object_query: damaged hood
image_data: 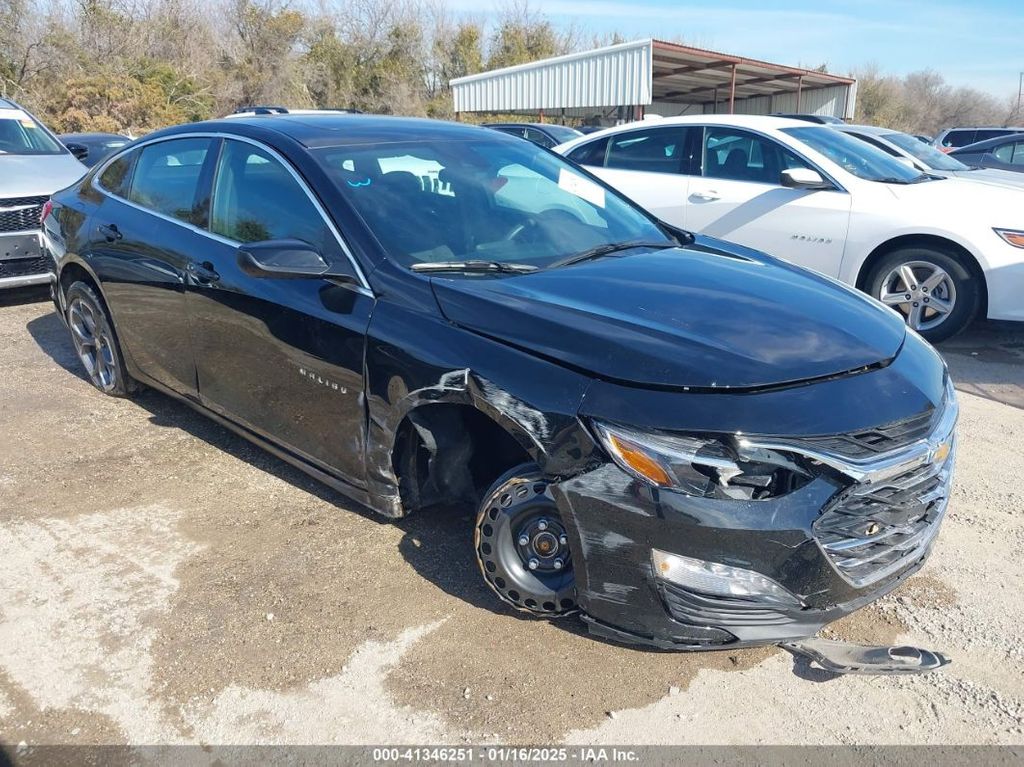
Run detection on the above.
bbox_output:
[431,238,906,390]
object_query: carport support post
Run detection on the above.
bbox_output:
[728,64,737,113]
[796,76,804,112]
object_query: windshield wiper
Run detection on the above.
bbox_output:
[548,240,676,270]
[410,260,538,274]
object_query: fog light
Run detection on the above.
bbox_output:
[651,549,802,606]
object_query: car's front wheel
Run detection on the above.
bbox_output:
[475,463,578,617]
[65,281,135,397]
[866,247,980,343]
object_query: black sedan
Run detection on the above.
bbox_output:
[950,133,1024,172]
[483,122,582,148]
[59,132,131,167]
[44,114,957,653]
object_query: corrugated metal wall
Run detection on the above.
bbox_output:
[452,40,653,113]
[687,84,855,118]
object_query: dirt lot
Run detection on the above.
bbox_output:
[1,286,1023,749]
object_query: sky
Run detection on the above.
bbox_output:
[445,0,1024,98]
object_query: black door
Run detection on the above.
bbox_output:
[87,137,216,398]
[186,138,372,485]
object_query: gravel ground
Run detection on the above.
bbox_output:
[0,287,1022,750]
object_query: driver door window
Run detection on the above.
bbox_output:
[703,127,810,184]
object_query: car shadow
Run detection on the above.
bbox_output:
[0,285,50,308]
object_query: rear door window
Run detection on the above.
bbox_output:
[128,138,213,225]
[605,127,694,175]
[210,140,334,254]
[524,127,556,148]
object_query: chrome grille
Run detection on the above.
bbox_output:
[0,196,47,233]
[814,444,954,588]
[744,379,958,589]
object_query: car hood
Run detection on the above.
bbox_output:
[948,167,1024,189]
[0,154,86,197]
[431,237,907,390]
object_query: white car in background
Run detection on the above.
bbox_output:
[556,115,1024,341]
[834,123,1024,190]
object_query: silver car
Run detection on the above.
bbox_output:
[835,123,1024,190]
[1,98,86,289]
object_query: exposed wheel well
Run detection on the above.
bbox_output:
[392,403,534,514]
[58,263,100,308]
[856,235,988,315]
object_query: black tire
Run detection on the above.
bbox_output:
[865,246,980,343]
[65,281,136,397]
[475,463,578,617]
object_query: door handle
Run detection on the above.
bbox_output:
[98,223,122,242]
[187,260,220,284]
[690,191,720,202]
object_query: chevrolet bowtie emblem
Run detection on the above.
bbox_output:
[931,441,951,465]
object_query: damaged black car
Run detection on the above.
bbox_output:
[45,115,957,656]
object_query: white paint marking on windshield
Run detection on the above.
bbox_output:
[558,168,606,208]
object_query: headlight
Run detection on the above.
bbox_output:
[994,228,1024,248]
[592,421,811,500]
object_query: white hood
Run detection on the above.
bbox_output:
[1,154,87,198]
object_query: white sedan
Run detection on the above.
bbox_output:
[556,115,1024,341]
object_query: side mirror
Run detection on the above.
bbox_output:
[238,239,358,284]
[66,142,89,162]
[780,167,830,190]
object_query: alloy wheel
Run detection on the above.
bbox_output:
[877,260,957,332]
[68,297,118,392]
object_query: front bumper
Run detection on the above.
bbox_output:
[551,382,957,650]
[0,231,51,289]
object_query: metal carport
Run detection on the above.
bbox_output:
[451,39,856,124]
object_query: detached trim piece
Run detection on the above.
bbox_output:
[783,637,951,675]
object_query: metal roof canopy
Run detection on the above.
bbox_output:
[451,38,855,116]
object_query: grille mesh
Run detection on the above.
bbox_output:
[0,255,49,279]
[0,196,47,233]
[798,410,936,459]
[813,447,954,587]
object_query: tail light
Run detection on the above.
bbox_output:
[40,199,53,225]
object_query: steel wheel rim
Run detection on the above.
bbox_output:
[476,477,577,617]
[69,298,117,391]
[878,260,957,331]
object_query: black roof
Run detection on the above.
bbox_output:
[156,114,502,148]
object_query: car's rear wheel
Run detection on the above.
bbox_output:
[866,246,980,343]
[65,281,134,397]
[475,463,578,617]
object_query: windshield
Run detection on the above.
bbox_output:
[0,108,65,156]
[883,131,968,171]
[544,125,583,143]
[315,137,672,270]
[782,126,926,183]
